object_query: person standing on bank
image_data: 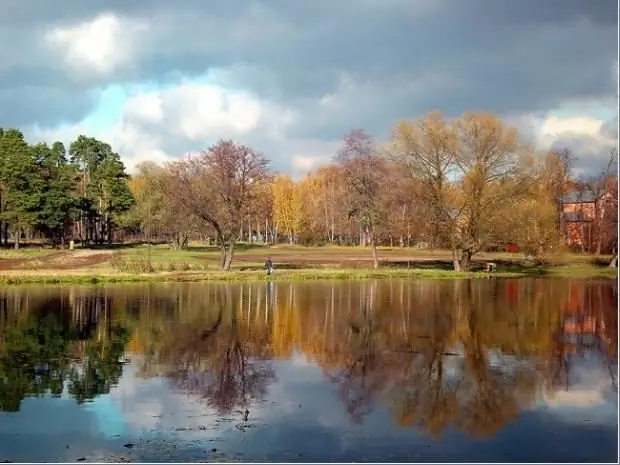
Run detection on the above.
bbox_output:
[265,257,274,276]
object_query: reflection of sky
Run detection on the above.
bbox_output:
[0,350,617,462]
[539,349,618,428]
[83,395,126,438]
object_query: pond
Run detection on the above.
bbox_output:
[0,278,617,462]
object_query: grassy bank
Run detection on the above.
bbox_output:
[0,262,615,285]
[0,243,616,285]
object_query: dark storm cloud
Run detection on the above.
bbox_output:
[0,86,95,128]
[0,0,616,134]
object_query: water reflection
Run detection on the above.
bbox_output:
[0,279,617,462]
[0,289,130,411]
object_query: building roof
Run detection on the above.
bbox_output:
[560,191,603,204]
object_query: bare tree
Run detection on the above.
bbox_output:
[335,129,388,269]
[166,140,270,271]
[542,149,575,245]
[583,148,617,256]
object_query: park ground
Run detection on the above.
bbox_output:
[0,243,616,285]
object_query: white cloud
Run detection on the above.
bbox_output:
[525,110,618,175]
[289,141,339,179]
[27,77,308,173]
[544,389,605,408]
[123,93,165,125]
[101,121,172,170]
[539,115,604,140]
[44,13,148,75]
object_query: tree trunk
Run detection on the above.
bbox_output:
[452,247,461,272]
[459,249,472,271]
[609,254,618,268]
[217,245,225,269]
[222,242,236,271]
[370,237,379,270]
[595,230,602,256]
[13,231,19,250]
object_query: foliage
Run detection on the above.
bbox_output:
[0,128,134,248]
[271,174,302,243]
[1,110,616,271]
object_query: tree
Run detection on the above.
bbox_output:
[582,148,617,256]
[271,174,302,244]
[543,149,575,245]
[69,135,134,245]
[34,141,78,247]
[0,129,43,248]
[336,129,387,269]
[449,112,523,270]
[167,140,270,270]
[390,112,458,251]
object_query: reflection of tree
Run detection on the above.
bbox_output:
[326,283,387,424]
[0,312,70,411]
[154,286,276,415]
[453,280,537,437]
[0,293,130,412]
[1,278,616,439]
[388,291,459,436]
[282,278,603,439]
[67,325,131,404]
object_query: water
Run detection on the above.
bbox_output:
[0,278,617,463]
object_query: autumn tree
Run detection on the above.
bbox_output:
[390,112,457,251]
[166,140,270,270]
[391,112,457,246]
[123,161,198,249]
[391,112,526,270]
[249,178,275,244]
[449,113,527,269]
[271,174,302,244]
[336,129,387,269]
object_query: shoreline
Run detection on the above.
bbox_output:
[0,265,616,285]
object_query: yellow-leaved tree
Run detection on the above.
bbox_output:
[271,174,302,244]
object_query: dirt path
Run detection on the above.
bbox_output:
[0,250,116,271]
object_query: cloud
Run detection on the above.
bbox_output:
[542,351,618,420]
[1,0,617,176]
[44,13,148,77]
[537,114,618,176]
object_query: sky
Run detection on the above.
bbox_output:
[0,0,618,178]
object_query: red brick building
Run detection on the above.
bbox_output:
[560,189,615,252]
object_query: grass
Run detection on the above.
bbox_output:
[0,267,527,285]
[0,248,55,259]
[0,242,616,285]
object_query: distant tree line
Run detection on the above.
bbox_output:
[1,110,617,271]
[124,111,618,271]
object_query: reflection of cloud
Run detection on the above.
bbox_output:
[544,389,605,408]
[541,351,617,427]
[107,359,221,436]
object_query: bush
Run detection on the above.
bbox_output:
[110,253,155,273]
